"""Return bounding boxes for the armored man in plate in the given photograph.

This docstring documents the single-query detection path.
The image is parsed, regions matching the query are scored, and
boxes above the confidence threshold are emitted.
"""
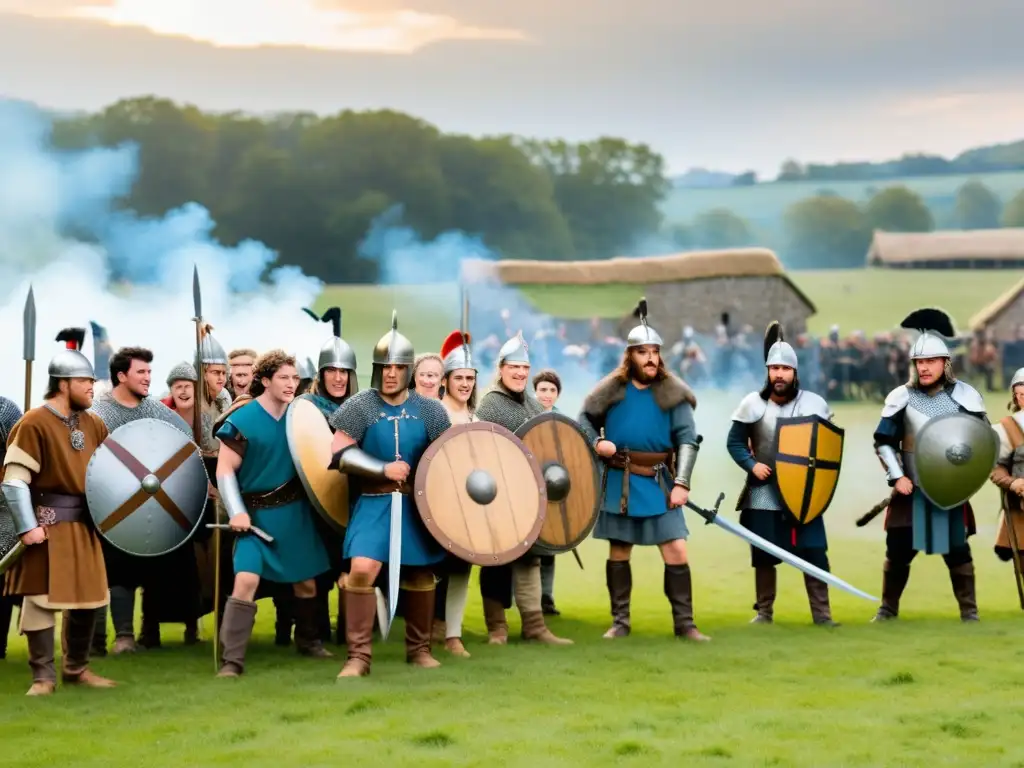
[872,309,990,622]
[2,329,116,695]
[578,301,709,642]
[728,323,839,626]
[329,312,452,678]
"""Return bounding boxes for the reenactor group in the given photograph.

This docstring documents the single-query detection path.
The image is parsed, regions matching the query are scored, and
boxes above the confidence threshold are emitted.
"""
[1,283,1019,697]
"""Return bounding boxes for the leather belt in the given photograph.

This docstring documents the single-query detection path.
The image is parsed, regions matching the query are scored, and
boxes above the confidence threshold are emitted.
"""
[241,476,304,511]
[32,492,87,527]
[360,478,410,496]
[602,449,672,514]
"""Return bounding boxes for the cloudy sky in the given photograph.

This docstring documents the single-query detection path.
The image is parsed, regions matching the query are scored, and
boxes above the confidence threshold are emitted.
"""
[0,0,1021,175]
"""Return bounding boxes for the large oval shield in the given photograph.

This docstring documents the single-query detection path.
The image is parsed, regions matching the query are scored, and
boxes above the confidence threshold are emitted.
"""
[86,418,209,557]
[414,422,546,566]
[915,412,999,509]
[772,415,844,525]
[286,397,349,532]
[0,502,24,575]
[515,412,601,555]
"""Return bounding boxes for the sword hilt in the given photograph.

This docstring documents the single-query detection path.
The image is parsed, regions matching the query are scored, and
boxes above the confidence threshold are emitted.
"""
[685,491,725,525]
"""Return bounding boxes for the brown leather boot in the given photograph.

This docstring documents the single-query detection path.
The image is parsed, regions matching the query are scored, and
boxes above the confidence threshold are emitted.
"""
[217,597,257,678]
[26,628,57,696]
[482,598,508,645]
[521,610,573,644]
[294,596,334,658]
[338,586,375,678]
[949,562,979,622]
[62,609,117,688]
[602,560,631,638]
[404,588,441,668]
[664,564,710,641]
[751,567,776,624]
[431,620,447,644]
[804,575,840,627]
[871,559,910,622]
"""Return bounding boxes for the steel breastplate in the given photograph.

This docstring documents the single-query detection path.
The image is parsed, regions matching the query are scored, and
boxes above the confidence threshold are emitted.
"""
[901,389,960,482]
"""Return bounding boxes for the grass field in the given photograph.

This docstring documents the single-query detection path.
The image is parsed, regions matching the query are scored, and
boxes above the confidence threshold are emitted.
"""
[662,170,1024,227]
[2,392,1023,767]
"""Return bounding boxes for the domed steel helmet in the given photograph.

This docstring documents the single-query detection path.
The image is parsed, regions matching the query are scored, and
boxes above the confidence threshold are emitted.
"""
[626,298,663,349]
[763,321,798,369]
[48,328,95,380]
[441,330,476,375]
[371,310,415,390]
[901,308,954,360]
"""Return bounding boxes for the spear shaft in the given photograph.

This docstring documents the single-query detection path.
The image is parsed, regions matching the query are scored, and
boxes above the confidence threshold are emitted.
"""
[22,286,35,412]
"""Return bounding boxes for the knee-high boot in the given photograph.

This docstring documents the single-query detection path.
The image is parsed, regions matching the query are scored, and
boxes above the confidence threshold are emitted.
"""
[664,564,710,641]
[872,559,911,621]
[514,561,572,645]
[751,567,776,624]
[294,596,334,658]
[338,586,375,678]
[403,586,441,668]
[602,560,631,638]
[217,597,257,678]
[804,575,839,627]
[949,562,979,622]
[25,628,57,696]
[62,609,117,687]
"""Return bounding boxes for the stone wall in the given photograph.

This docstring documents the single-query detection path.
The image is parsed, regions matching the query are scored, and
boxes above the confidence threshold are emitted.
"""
[613,276,814,348]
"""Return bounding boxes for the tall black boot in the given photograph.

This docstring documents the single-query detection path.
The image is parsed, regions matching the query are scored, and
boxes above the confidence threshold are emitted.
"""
[273,592,294,647]
[294,596,334,658]
[949,562,979,622]
[751,567,776,624]
[664,564,710,641]
[871,559,911,621]
[602,560,631,638]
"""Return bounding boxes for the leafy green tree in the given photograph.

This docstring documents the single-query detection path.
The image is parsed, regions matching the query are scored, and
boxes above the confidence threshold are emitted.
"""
[864,185,934,232]
[954,180,1001,229]
[783,195,871,268]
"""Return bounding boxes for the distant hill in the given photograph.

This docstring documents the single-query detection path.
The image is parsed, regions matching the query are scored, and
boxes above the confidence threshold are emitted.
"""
[673,168,737,188]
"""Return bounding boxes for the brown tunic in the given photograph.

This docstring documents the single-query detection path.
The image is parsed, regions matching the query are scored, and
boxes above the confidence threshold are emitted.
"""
[3,405,109,607]
[990,415,1024,550]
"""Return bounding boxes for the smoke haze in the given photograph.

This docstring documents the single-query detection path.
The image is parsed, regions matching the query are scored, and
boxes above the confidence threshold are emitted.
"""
[0,99,327,403]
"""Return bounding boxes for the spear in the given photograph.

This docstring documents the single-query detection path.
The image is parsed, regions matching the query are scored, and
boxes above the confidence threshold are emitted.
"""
[192,266,220,672]
[22,286,35,412]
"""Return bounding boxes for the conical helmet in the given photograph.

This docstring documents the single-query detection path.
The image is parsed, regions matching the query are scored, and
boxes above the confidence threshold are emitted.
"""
[371,310,415,390]
[48,328,95,380]
[626,299,663,348]
[198,324,228,366]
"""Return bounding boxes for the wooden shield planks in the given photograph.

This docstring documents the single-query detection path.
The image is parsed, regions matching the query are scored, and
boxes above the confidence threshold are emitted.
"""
[286,397,349,532]
[516,412,600,554]
[414,422,546,566]
[772,415,844,525]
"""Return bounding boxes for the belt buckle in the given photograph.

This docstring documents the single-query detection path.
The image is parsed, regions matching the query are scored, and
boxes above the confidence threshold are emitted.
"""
[37,506,58,527]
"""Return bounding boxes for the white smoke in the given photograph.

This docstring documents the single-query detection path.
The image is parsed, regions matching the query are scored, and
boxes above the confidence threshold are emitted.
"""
[0,100,328,403]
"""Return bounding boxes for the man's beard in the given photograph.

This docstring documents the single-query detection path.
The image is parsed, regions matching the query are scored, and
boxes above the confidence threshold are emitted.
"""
[69,392,91,412]
[631,361,660,383]
[770,378,798,400]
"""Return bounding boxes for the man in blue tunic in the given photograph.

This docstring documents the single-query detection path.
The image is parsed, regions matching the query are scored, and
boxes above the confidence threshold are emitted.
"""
[872,312,987,622]
[727,324,838,626]
[214,350,333,677]
[329,313,452,678]
[578,301,708,641]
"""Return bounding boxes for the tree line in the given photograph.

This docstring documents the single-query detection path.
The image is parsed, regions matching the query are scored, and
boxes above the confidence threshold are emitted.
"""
[48,97,669,283]
[668,180,1024,268]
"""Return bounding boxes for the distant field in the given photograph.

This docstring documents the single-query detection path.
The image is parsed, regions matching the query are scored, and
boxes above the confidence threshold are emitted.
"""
[316,269,1019,346]
[662,170,1024,229]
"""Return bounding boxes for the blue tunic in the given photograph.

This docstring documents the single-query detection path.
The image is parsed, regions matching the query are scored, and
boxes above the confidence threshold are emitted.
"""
[215,401,331,583]
[330,390,450,566]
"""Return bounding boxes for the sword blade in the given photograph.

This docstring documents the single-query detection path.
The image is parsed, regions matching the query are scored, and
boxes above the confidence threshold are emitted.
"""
[711,514,877,601]
[385,490,403,640]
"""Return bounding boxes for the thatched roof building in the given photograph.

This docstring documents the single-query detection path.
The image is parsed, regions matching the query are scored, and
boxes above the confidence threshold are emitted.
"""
[867,229,1024,269]
[462,249,815,347]
[969,276,1024,340]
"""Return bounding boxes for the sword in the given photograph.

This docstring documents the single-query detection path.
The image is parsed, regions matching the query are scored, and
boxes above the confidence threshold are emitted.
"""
[381,408,407,640]
[23,285,35,413]
[205,523,275,544]
[685,492,878,602]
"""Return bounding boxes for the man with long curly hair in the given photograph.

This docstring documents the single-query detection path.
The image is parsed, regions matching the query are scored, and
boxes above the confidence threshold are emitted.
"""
[213,350,333,677]
[578,301,708,642]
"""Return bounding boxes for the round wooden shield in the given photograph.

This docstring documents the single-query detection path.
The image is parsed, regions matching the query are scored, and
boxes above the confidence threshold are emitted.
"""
[286,397,349,532]
[516,411,601,555]
[414,422,546,566]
